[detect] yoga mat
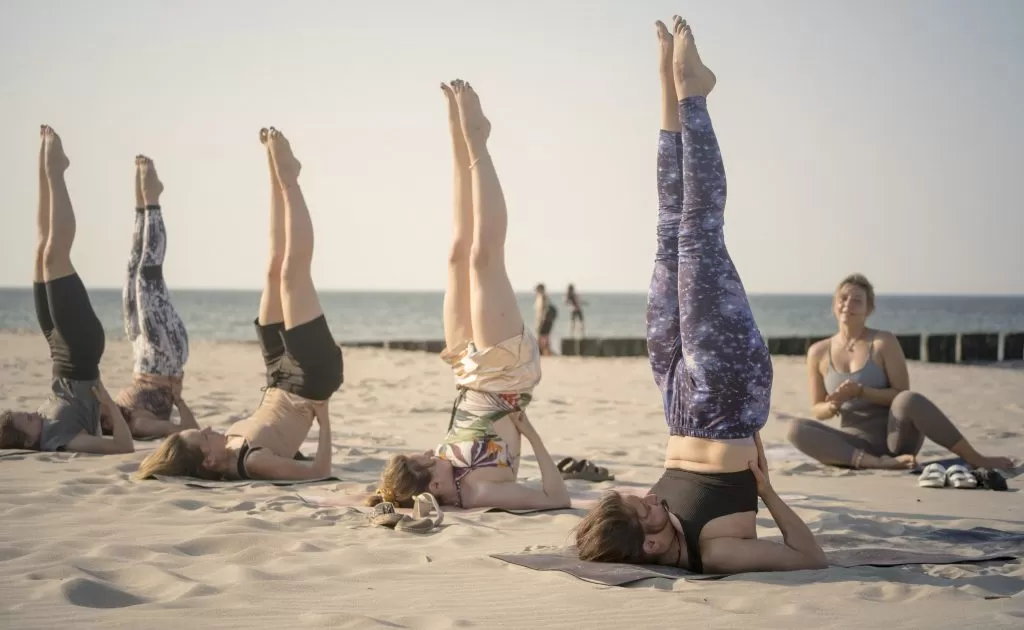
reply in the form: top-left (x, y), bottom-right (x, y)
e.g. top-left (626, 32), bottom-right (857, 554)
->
top-left (0, 449), bottom-right (37, 459)
top-left (492, 527), bottom-right (1024, 586)
top-left (147, 474), bottom-right (341, 488)
top-left (297, 493), bottom-right (578, 515)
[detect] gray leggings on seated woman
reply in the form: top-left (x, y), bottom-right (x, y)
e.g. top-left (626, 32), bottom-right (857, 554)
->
top-left (787, 391), bottom-right (964, 466)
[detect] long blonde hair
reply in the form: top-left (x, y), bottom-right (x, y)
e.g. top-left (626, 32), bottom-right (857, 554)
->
top-left (133, 433), bottom-right (219, 480)
top-left (366, 454), bottom-right (432, 508)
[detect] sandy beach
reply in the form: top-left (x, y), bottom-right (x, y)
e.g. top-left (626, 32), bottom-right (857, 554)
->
top-left (1, 330), bottom-right (1022, 629)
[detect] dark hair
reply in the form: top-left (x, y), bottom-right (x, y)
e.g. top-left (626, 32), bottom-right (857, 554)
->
top-left (535, 283), bottom-right (546, 293)
top-left (573, 491), bottom-right (647, 563)
top-left (0, 410), bottom-right (35, 450)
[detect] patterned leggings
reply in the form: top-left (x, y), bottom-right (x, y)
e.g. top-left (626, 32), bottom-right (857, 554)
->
top-left (123, 206), bottom-right (189, 377)
top-left (646, 97), bottom-right (773, 440)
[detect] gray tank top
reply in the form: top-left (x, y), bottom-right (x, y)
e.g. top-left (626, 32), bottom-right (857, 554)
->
top-left (824, 333), bottom-right (890, 434)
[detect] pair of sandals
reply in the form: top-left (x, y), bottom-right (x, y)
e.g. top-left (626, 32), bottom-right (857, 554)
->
top-left (557, 457), bottom-right (615, 482)
top-left (918, 463), bottom-right (1008, 491)
top-left (370, 493), bottom-right (444, 533)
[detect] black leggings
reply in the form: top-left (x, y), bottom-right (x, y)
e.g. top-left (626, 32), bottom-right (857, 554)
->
top-left (787, 391), bottom-right (965, 465)
top-left (34, 275), bottom-right (105, 381)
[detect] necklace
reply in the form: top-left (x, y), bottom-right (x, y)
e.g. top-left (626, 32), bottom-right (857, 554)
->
top-left (839, 331), bottom-right (862, 352)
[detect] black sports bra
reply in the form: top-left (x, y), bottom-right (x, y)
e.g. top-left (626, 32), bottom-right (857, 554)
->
top-left (236, 441), bottom-right (263, 480)
top-left (650, 468), bottom-right (758, 573)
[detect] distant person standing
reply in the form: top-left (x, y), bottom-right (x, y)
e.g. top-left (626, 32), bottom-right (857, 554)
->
top-left (566, 283), bottom-right (586, 338)
top-left (534, 284), bottom-right (558, 356)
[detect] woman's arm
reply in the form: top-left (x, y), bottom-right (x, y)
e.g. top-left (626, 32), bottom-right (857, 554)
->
top-left (67, 381), bottom-right (135, 454)
top-left (174, 395), bottom-right (199, 431)
top-left (806, 342), bottom-right (838, 420)
top-left (469, 413), bottom-right (571, 510)
top-left (859, 332), bottom-right (909, 406)
top-left (243, 404), bottom-right (333, 481)
top-left (701, 461), bottom-right (827, 573)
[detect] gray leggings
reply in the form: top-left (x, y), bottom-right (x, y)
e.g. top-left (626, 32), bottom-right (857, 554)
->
top-left (787, 391), bottom-right (964, 466)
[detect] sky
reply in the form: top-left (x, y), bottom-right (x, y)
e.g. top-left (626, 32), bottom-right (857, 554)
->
top-left (1, 0), bottom-right (1022, 294)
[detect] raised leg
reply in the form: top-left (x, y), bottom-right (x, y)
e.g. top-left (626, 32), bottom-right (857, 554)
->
top-left (35, 126), bottom-right (50, 284)
top-left (41, 126), bottom-right (75, 282)
top-left (134, 157), bottom-right (189, 377)
top-left (647, 20), bottom-right (686, 393)
top-left (441, 82), bottom-right (474, 348)
top-left (266, 128), bottom-right (323, 330)
top-left (259, 128), bottom-right (286, 327)
top-left (123, 159), bottom-right (146, 341)
top-left (451, 80), bottom-right (523, 348)
top-left (671, 18), bottom-right (770, 439)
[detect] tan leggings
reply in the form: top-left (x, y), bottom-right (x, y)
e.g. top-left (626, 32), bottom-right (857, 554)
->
top-left (787, 391), bottom-right (964, 466)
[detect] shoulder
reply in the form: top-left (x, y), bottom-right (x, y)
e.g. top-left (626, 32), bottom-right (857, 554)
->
top-left (872, 329), bottom-right (899, 346)
top-left (807, 337), bottom-right (832, 361)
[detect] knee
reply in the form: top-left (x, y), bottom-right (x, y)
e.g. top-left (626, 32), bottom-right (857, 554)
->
top-left (447, 241), bottom-right (471, 267)
top-left (42, 246), bottom-right (68, 270)
top-left (280, 259), bottom-right (310, 287)
top-left (469, 244), bottom-right (493, 270)
top-left (891, 390), bottom-right (926, 416)
top-left (265, 261), bottom-right (283, 284)
top-left (786, 418), bottom-right (812, 447)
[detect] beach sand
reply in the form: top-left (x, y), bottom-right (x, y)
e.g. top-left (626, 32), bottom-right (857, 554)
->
top-left (1, 330), bottom-right (1022, 629)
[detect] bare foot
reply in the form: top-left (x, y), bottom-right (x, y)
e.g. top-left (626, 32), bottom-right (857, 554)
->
top-left (134, 156), bottom-right (144, 209)
top-left (671, 16), bottom-right (716, 99)
top-left (656, 20), bottom-right (673, 76)
top-left (41, 125), bottom-right (70, 175)
top-left (450, 79), bottom-right (491, 154)
top-left (862, 453), bottom-right (917, 470)
top-left (441, 82), bottom-right (470, 161)
top-left (38, 125), bottom-right (48, 182)
top-left (977, 456), bottom-right (1015, 471)
top-left (137, 155), bottom-right (163, 206)
top-left (264, 127), bottom-right (301, 188)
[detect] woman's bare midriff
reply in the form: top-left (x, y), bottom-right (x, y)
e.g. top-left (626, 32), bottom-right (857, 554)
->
top-left (664, 435), bottom-right (757, 473)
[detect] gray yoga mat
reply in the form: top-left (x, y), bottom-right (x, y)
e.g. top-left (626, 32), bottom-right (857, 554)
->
top-left (0, 449), bottom-right (37, 459)
top-left (492, 527), bottom-right (1024, 586)
top-left (148, 474), bottom-right (341, 488)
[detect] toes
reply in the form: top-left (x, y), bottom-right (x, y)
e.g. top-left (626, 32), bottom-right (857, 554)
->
top-left (440, 82), bottom-right (454, 99)
top-left (259, 128), bottom-right (269, 144)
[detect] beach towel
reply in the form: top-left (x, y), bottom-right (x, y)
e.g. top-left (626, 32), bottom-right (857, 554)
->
top-left (297, 492), bottom-right (578, 515)
top-left (491, 527), bottom-right (1024, 586)
top-left (145, 474), bottom-right (341, 488)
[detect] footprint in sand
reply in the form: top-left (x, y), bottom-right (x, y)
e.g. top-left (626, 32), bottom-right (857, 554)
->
top-left (60, 577), bottom-right (148, 609)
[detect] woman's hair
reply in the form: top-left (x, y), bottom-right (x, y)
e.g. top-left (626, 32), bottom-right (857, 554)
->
top-left (573, 491), bottom-right (647, 563)
top-left (835, 273), bottom-right (875, 311)
top-left (0, 410), bottom-right (34, 450)
top-left (132, 433), bottom-right (219, 481)
top-left (366, 454), bottom-right (433, 508)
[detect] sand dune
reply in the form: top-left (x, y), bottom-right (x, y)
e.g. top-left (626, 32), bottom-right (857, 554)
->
top-left (1, 331), bottom-right (1023, 629)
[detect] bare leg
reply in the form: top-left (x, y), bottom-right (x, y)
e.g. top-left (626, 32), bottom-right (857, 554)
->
top-left (35, 126), bottom-right (50, 283)
top-left (42, 126), bottom-right (75, 281)
top-left (451, 80), bottom-right (523, 347)
top-left (657, 20), bottom-right (682, 133)
top-left (441, 82), bottom-right (475, 348)
top-left (258, 128), bottom-right (286, 326)
top-left (266, 127), bottom-right (323, 329)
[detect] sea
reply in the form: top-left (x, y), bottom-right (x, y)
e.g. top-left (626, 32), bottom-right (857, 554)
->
top-left (1, 288), bottom-right (1022, 345)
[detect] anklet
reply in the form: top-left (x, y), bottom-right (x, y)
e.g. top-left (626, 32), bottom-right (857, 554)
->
top-left (469, 154), bottom-right (492, 170)
top-left (852, 450), bottom-right (865, 469)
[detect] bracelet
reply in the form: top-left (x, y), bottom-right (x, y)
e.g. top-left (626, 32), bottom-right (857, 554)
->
top-left (852, 449), bottom-right (865, 469)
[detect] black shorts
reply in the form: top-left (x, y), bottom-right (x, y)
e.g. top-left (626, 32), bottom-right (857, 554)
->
top-left (34, 276), bottom-right (105, 381)
top-left (538, 305), bottom-right (557, 336)
top-left (255, 315), bottom-right (343, 401)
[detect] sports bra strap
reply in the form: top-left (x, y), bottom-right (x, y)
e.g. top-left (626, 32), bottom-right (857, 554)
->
top-left (236, 441), bottom-right (263, 480)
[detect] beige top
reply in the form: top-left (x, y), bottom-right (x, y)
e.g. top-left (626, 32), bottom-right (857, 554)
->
top-left (225, 388), bottom-right (316, 457)
top-left (441, 329), bottom-right (541, 394)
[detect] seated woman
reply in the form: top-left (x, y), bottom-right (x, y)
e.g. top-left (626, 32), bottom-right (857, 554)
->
top-left (368, 80), bottom-right (570, 511)
top-left (0, 126), bottom-right (134, 454)
top-left (573, 18), bottom-right (825, 574)
top-left (134, 128), bottom-right (341, 481)
top-left (106, 155), bottom-right (198, 439)
top-left (787, 273), bottom-right (1014, 471)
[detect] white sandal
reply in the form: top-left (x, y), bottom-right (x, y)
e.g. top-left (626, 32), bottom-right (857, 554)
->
top-left (945, 464), bottom-right (978, 489)
top-left (918, 463), bottom-right (947, 488)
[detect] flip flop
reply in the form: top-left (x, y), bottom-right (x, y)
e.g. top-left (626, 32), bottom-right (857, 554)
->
top-left (557, 457), bottom-right (615, 482)
top-left (945, 464), bottom-right (978, 489)
top-left (917, 462), bottom-right (947, 488)
top-left (973, 468), bottom-right (1009, 491)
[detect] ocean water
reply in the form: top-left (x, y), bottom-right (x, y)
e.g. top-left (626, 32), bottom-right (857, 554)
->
top-left (1, 288), bottom-right (1022, 344)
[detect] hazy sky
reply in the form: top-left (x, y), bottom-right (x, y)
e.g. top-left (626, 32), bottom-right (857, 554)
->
top-left (2, 0), bottom-right (1022, 294)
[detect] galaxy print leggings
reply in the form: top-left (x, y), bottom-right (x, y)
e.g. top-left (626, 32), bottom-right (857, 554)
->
top-left (122, 206), bottom-right (189, 377)
top-left (646, 97), bottom-right (773, 440)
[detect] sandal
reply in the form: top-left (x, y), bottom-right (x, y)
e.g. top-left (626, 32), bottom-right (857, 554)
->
top-left (395, 493), bottom-right (444, 533)
top-left (557, 457), bottom-right (615, 482)
top-left (369, 500), bottom-right (403, 528)
top-left (972, 468), bottom-right (1009, 491)
top-left (917, 462), bottom-right (947, 488)
top-left (945, 464), bottom-right (978, 489)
